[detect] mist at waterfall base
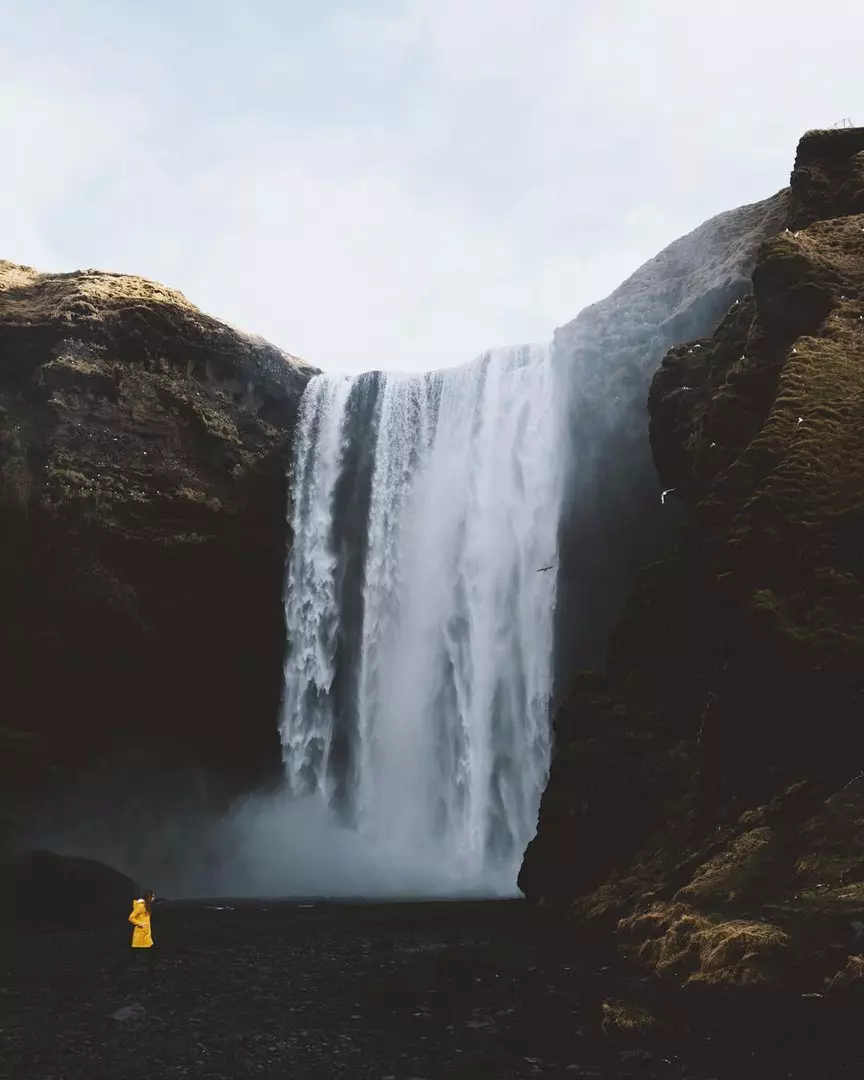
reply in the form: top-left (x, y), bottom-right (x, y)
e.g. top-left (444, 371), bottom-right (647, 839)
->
top-left (28, 782), bottom-right (507, 899)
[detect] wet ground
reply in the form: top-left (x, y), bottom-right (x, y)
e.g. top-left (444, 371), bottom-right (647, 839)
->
top-left (0, 898), bottom-right (858, 1079)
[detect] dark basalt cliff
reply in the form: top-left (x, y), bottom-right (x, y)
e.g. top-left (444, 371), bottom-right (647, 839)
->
top-left (522, 128), bottom-right (864, 997)
top-left (0, 264), bottom-right (317, 824)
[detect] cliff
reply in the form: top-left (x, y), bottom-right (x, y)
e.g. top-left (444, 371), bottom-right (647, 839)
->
top-left (552, 189), bottom-right (789, 697)
top-left (0, 264), bottom-right (317, 823)
top-left (521, 128), bottom-right (864, 1001)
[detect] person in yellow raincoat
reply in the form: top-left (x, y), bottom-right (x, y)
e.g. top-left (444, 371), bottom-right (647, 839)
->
top-left (129, 891), bottom-right (155, 947)
top-left (128, 891), bottom-right (156, 983)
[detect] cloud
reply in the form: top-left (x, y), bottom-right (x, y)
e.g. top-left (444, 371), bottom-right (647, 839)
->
top-left (2, 0), bottom-right (863, 372)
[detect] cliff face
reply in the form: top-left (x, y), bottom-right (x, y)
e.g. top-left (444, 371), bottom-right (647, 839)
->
top-left (521, 128), bottom-right (864, 994)
top-left (551, 190), bottom-right (789, 697)
top-left (0, 264), bottom-right (317, 819)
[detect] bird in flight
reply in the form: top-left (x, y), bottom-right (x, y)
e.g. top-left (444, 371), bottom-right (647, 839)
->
top-left (537, 564), bottom-right (555, 573)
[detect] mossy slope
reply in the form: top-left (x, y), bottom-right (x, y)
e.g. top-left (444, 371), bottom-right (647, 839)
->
top-left (522, 127), bottom-right (864, 996)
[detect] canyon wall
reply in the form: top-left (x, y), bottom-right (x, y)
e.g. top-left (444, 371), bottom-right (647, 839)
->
top-left (0, 264), bottom-right (317, 826)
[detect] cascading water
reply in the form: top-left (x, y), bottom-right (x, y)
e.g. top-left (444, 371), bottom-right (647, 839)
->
top-left (281, 344), bottom-right (565, 893)
top-left (281, 376), bottom-right (356, 801)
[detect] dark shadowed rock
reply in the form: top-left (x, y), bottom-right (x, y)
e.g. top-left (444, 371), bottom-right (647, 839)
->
top-left (787, 126), bottom-right (864, 229)
top-left (0, 848), bottom-right (136, 929)
top-left (0, 263), bottom-right (318, 819)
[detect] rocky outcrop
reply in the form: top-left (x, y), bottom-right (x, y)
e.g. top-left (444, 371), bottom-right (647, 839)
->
top-left (0, 848), bottom-right (137, 929)
top-left (0, 264), bottom-right (317, 822)
top-left (522, 128), bottom-right (864, 995)
top-left (551, 189), bottom-right (789, 696)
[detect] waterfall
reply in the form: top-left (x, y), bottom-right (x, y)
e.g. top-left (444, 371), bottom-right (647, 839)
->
top-left (281, 376), bottom-right (356, 801)
top-left (281, 344), bottom-right (564, 892)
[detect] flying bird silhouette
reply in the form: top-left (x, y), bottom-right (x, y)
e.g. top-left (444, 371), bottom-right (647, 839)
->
top-left (536, 565), bottom-right (555, 573)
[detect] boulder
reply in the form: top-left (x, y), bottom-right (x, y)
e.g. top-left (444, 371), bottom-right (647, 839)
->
top-left (0, 848), bottom-right (137, 930)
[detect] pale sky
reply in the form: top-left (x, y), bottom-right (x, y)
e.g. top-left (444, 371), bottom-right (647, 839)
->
top-left (2, 1), bottom-right (862, 374)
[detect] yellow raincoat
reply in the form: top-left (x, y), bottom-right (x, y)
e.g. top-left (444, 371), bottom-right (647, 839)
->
top-left (128, 898), bottom-right (154, 948)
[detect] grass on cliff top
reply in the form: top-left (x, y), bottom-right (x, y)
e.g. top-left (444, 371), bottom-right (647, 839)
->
top-left (0, 259), bottom-right (314, 370)
top-left (0, 259), bottom-right (199, 323)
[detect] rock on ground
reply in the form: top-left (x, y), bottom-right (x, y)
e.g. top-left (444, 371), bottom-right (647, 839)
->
top-left (0, 848), bottom-right (137, 930)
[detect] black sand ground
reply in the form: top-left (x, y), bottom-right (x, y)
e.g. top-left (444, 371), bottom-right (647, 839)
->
top-left (1, 899), bottom-right (858, 1079)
